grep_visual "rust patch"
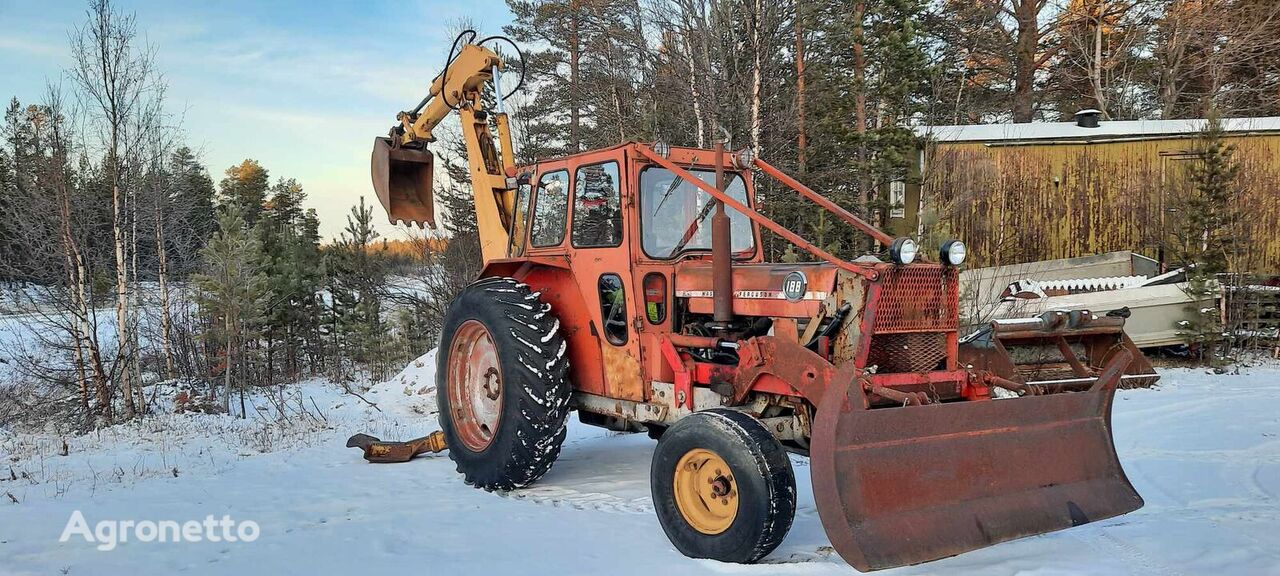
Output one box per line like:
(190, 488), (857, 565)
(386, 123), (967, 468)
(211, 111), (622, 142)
(600, 344), (645, 401)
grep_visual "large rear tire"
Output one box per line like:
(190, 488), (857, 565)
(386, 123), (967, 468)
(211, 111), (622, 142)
(650, 409), (796, 563)
(437, 277), (571, 491)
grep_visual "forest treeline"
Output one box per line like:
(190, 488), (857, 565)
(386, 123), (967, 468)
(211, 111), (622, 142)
(0, 95), (434, 426)
(0, 2), (441, 428)
(491, 0), (1280, 258)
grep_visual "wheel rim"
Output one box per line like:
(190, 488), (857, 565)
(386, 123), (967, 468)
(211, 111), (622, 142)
(673, 448), (738, 535)
(447, 320), (504, 452)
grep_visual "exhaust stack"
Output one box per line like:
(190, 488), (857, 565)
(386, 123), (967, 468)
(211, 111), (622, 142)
(711, 142), (733, 324)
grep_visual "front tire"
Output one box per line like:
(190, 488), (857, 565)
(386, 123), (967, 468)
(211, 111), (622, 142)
(651, 409), (796, 563)
(437, 277), (571, 491)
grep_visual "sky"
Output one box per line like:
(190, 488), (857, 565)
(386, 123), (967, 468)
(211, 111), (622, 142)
(0, 0), (513, 240)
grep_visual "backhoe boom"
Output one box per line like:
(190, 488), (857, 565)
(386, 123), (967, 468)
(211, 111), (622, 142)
(371, 43), (517, 263)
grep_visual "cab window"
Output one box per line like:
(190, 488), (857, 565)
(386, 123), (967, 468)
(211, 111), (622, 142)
(530, 170), (569, 247)
(639, 167), (755, 259)
(572, 162), (622, 248)
(598, 274), (628, 345)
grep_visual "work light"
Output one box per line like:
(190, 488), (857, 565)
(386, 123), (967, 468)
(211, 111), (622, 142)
(890, 238), (918, 265)
(940, 239), (967, 266)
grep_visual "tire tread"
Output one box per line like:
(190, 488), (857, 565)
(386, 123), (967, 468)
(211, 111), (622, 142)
(439, 277), (571, 491)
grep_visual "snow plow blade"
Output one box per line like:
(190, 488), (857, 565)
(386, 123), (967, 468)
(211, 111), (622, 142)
(371, 136), (436, 227)
(811, 349), (1144, 572)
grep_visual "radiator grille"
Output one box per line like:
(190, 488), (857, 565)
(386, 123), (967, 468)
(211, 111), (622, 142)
(867, 333), (949, 373)
(872, 266), (959, 332)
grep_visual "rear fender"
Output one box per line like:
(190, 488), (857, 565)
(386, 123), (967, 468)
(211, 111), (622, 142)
(481, 261), (607, 398)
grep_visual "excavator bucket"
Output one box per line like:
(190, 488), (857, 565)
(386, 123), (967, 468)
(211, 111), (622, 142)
(811, 315), (1151, 571)
(371, 136), (436, 227)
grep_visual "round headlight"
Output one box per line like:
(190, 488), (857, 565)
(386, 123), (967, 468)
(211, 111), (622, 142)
(653, 141), (671, 158)
(940, 239), (967, 266)
(890, 237), (918, 265)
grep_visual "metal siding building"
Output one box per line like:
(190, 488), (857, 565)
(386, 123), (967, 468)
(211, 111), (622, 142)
(899, 117), (1280, 273)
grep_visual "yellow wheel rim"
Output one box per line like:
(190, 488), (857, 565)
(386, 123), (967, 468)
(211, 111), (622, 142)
(673, 448), (738, 535)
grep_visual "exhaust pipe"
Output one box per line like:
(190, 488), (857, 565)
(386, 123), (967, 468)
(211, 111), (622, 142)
(712, 141), (733, 324)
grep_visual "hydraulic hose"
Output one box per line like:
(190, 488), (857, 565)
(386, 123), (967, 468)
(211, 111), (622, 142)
(413, 29), (478, 114)
(410, 30), (527, 115)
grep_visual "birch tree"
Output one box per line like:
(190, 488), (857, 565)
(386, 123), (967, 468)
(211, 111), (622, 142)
(0, 91), (114, 426)
(68, 0), (164, 419)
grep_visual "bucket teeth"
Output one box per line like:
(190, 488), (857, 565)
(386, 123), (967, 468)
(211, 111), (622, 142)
(371, 137), (436, 228)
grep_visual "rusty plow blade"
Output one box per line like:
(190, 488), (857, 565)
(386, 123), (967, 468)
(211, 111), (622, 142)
(346, 431), (447, 463)
(810, 351), (1144, 572)
(371, 136), (436, 228)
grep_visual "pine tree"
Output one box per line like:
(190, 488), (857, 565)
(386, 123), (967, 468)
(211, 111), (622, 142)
(505, 0), (590, 154)
(256, 178), (324, 381)
(807, 0), (931, 257)
(326, 197), (389, 379)
(505, 0), (651, 154)
(297, 208), (326, 371)
(218, 159), (269, 227)
(168, 147), (217, 267)
(194, 205), (267, 415)
(1172, 112), (1242, 363)
(0, 145), (14, 271)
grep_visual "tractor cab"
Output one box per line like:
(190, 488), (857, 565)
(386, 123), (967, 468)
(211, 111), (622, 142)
(495, 144), (765, 405)
(505, 143), (760, 262)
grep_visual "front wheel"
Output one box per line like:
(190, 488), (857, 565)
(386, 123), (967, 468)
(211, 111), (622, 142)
(650, 409), (796, 563)
(437, 277), (571, 491)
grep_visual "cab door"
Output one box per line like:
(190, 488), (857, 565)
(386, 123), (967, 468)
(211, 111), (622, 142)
(565, 152), (647, 402)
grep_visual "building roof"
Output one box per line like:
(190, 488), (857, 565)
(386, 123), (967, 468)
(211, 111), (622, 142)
(918, 116), (1280, 144)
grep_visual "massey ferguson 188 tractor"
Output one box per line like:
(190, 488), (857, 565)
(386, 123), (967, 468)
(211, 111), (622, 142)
(348, 34), (1157, 571)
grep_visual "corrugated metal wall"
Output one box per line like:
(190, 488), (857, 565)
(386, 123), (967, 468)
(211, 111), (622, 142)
(923, 135), (1280, 273)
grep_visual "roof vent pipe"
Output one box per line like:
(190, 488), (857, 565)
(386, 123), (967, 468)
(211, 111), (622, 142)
(1075, 109), (1102, 128)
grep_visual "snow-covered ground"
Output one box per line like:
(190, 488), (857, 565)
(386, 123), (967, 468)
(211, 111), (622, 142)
(2, 355), (1279, 575)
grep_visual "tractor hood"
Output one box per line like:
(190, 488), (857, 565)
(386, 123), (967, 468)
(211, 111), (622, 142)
(673, 261), (841, 318)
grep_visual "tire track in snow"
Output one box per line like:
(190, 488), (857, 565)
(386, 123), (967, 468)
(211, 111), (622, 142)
(496, 484), (654, 514)
(496, 485), (838, 566)
(493, 484), (823, 529)
(1252, 465), (1278, 501)
(1070, 525), (1183, 576)
(760, 545), (837, 564)
(1120, 445), (1280, 465)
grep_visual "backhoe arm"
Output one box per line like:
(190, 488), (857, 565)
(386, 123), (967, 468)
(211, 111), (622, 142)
(371, 43), (517, 263)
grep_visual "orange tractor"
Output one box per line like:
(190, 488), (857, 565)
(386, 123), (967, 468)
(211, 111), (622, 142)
(355, 35), (1156, 571)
